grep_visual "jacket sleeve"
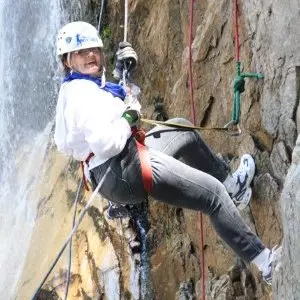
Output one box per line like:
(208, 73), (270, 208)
(65, 80), (132, 161)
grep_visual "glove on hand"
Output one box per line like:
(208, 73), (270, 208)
(113, 42), (138, 80)
(122, 107), (141, 128)
(116, 41), (138, 64)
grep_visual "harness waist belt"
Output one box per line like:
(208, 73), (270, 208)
(132, 127), (153, 193)
(81, 129), (153, 194)
(135, 140), (153, 193)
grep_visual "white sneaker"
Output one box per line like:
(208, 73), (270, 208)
(225, 154), (255, 210)
(262, 245), (282, 285)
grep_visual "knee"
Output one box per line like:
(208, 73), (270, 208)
(206, 181), (230, 215)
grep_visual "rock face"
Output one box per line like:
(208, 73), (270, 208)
(16, 0), (300, 299)
(274, 135), (300, 299)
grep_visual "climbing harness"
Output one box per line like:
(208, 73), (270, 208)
(81, 134), (152, 194)
(224, 0), (264, 134)
(188, 1), (206, 299)
(120, 84), (153, 193)
(31, 167), (111, 300)
(118, 0), (153, 194)
(132, 127), (153, 193)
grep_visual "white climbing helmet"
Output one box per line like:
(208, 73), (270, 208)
(56, 21), (103, 56)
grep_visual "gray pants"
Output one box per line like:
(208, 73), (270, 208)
(90, 118), (265, 262)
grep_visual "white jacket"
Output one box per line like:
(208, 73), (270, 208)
(54, 79), (132, 169)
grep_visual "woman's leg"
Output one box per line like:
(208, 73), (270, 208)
(145, 118), (255, 209)
(148, 148), (265, 262)
(90, 138), (147, 205)
(90, 139), (274, 281)
(145, 118), (230, 182)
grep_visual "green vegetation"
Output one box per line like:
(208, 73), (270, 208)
(101, 25), (112, 40)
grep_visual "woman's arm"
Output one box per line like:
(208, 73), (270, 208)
(65, 80), (132, 161)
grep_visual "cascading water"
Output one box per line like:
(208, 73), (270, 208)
(0, 0), (150, 298)
(0, 0), (61, 298)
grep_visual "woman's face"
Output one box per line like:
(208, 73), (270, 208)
(67, 47), (102, 76)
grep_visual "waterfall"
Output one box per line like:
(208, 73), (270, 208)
(0, 1), (149, 298)
(0, 0), (61, 298)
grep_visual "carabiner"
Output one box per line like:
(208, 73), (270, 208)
(224, 120), (242, 136)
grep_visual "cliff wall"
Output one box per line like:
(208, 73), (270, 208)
(16, 1), (300, 299)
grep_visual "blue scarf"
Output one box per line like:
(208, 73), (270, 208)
(63, 72), (126, 100)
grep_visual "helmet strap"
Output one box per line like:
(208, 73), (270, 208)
(67, 52), (72, 69)
(66, 52), (77, 74)
(100, 67), (106, 87)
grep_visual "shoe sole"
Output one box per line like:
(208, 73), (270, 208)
(232, 154), (255, 210)
(233, 187), (252, 210)
(240, 154), (256, 184)
(262, 245), (282, 285)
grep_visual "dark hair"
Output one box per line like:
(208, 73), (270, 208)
(61, 53), (71, 75)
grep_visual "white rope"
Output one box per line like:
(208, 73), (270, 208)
(124, 0), (128, 42)
(122, 0), (129, 85)
(97, 0), (105, 32)
(64, 178), (83, 300)
(31, 167), (111, 300)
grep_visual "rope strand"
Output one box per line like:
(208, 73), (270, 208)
(234, 0), (240, 62)
(97, 0), (105, 32)
(63, 179), (83, 300)
(141, 118), (228, 132)
(123, 0), (128, 42)
(31, 167), (110, 300)
(188, 1), (206, 299)
(188, 0), (196, 125)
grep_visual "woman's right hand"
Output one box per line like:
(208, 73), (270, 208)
(122, 107), (141, 127)
(113, 42), (138, 80)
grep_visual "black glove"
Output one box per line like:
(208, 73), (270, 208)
(113, 42), (138, 80)
(122, 107), (141, 127)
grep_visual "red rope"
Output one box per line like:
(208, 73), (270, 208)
(234, 0), (240, 62)
(188, 0), (196, 125)
(188, 1), (205, 299)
